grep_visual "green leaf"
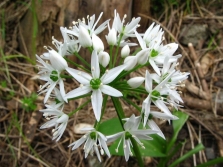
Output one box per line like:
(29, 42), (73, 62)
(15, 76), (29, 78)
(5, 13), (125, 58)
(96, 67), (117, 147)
(169, 143), (204, 167)
(98, 117), (123, 136)
(166, 110), (189, 152)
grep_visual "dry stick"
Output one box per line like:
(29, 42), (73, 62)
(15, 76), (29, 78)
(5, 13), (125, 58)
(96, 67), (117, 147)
(185, 80), (210, 100)
(188, 43), (210, 93)
(185, 110), (222, 141)
(187, 121), (196, 166)
(138, 13), (198, 84)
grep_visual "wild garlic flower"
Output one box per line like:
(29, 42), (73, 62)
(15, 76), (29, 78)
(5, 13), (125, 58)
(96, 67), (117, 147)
(135, 30), (179, 76)
(40, 105), (68, 142)
(65, 50), (125, 121)
(142, 70), (176, 126)
(36, 49), (68, 103)
(107, 114), (158, 161)
(113, 10), (141, 39)
(69, 128), (110, 162)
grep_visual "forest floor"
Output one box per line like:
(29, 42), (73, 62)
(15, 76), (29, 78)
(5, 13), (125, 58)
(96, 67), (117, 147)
(0, 0), (223, 167)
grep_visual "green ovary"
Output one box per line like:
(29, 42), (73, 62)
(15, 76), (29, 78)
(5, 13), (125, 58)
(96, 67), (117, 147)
(150, 49), (159, 57)
(90, 78), (101, 89)
(90, 132), (97, 140)
(151, 90), (160, 101)
(125, 131), (131, 139)
(50, 70), (59, 82)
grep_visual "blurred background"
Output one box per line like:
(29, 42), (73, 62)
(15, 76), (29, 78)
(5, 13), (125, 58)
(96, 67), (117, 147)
(0, 0), (223, 166)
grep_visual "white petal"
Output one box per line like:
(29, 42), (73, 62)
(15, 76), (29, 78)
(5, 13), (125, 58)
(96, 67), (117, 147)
(150, 111), (179, 120)
(44, 82), (57, 103)
(91, 50), (100, 78)
(136, 49), (149, 65)
(56, 114), (68, 124)
(147, 120), (165, 139)
(78, 25), (92, 47)
(153, 100), (172, 115)
(66, 67), (91, 84)
(91, 89), (102, 121)
(59, 80), (66, 102)
(65, 86), (91, 100)
(101, 65), (125, 84)
(40, 118), (57, 129)
(100, 85), (122, 97)
(106, 28), (117, 45)
(149, 59), (161, 76)
(123, 56), (137, 71)
(145, 70), (152, 92)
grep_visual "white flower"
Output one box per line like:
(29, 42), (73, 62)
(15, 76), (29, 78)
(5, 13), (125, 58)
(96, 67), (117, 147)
(40, 106), (68, 142)
(36, 49), (67, 103)
(68, 128), (110, 162)
(113, 10), (140, 39)
(143, 23), (164, 47)
(127, 77), (145, 88)
(78, 25), (92, 48)
(106, 28), (117, 45)
(92, 34), (104, 53)
(121, 45), (130, 58)
(107, 114), (158, 161)
(98, 51), (110, 67)
(65, 50), (125, 121)
(142, 70), (176, 126)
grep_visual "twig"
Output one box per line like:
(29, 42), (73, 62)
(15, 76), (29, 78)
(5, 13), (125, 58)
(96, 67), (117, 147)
(188, 43), (209, 93)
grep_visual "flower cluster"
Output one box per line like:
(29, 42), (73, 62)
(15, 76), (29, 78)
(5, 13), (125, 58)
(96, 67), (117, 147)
(36, 10), (189, 162)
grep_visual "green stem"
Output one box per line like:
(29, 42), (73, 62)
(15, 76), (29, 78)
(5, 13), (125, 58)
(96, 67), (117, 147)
(122, 97), (141, 112)
(68, 99), (91, 117)
(111, 97), (144, 167)
(64, 57), (90, 73)
(113, 33), (124, 67)
(109, 45), (114, 69)
(74, 52), (91, 68)
(130, 137), (144, 167)
(60, 74), (73, 79)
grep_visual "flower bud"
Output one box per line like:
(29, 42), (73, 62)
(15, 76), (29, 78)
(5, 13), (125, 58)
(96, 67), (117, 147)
(106, 28), (117, 45)
(78, 25), (92, 48)
(92, 34), (104, 53)
(136, 49), (149, 65)
(124, 56), (137, 71)
(49, 49), (68, 71)
(98, 51), (110, 67)
(121, 45), (130, 58)
(127, 77), (145, 88)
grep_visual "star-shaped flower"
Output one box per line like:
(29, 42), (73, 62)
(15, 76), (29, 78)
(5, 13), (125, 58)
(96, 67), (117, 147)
(65, 50), (125, 121)
(36, 49), (68, 103)
(40, 105), (68, 142)
(107, 114), (158, 161)
(69, 128), (110, 162)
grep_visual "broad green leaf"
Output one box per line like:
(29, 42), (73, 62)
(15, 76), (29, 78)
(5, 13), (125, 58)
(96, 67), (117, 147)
(166, 110), (189, 152)
(98, 117), (123, 136)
